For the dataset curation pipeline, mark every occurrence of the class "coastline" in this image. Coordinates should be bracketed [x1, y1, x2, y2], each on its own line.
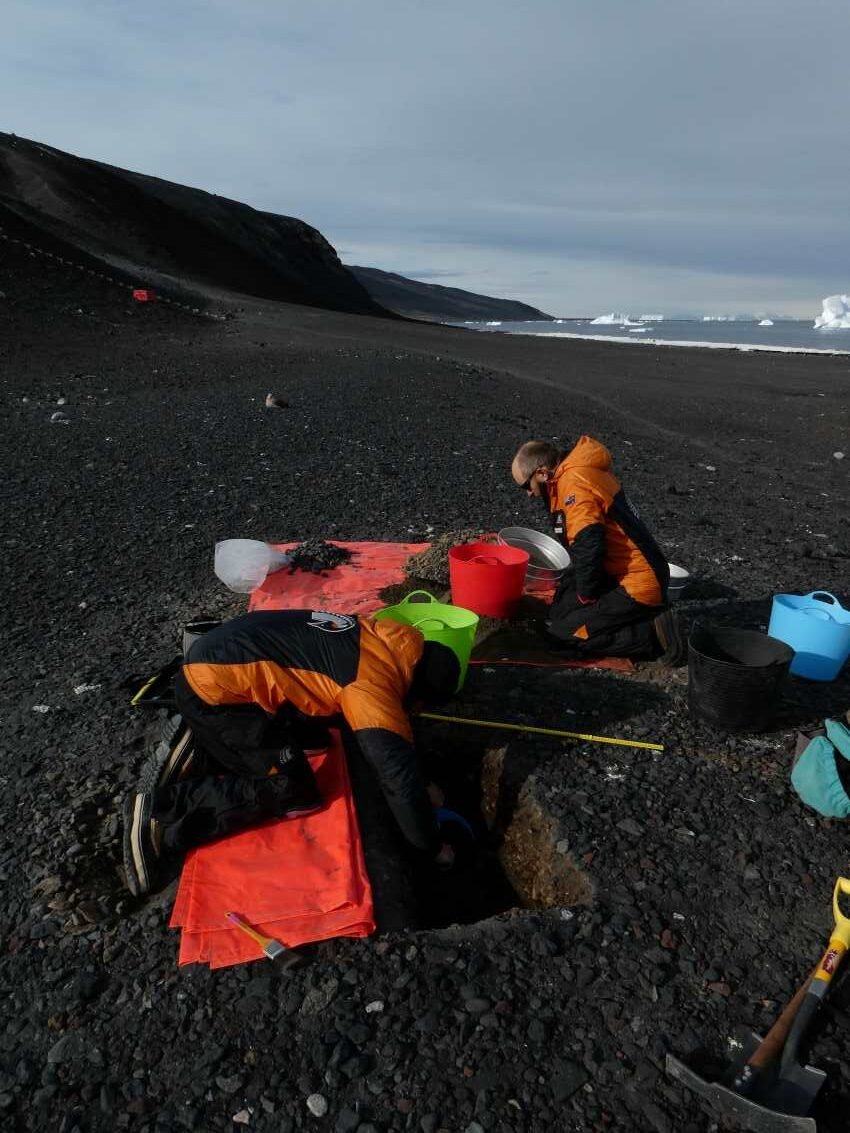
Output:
[522, 329, 850, 356]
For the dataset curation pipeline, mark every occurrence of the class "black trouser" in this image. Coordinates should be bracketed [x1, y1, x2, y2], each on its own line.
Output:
[149, 672, 323, 853]
[544, 577, 662, 658]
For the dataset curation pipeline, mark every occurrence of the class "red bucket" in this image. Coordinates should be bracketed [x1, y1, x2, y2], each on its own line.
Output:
[448, 542, 529, 618]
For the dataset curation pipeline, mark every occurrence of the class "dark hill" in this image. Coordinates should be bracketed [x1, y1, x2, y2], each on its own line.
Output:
[349, 264, 555, 322]
[0, 131, 386, 316]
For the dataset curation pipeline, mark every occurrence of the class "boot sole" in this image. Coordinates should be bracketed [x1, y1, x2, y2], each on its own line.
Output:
[139, 720, 196, 792]
[122, 792, 154, 897]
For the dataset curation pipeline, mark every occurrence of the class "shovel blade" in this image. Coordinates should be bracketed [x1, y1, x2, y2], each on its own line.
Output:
[666, 1055, 817, 1133]
[764, 1059, 827, 1119]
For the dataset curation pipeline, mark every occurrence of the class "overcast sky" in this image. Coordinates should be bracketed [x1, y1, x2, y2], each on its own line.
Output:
[4, 1, 848, 316]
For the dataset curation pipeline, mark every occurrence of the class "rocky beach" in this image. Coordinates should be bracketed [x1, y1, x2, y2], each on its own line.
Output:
[3, 204, 850, 1133]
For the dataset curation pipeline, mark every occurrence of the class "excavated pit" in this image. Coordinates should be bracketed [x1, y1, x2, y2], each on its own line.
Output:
[349, 722, 593, 932]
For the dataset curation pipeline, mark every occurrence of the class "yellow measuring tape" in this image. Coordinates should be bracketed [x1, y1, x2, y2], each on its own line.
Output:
[420, 711, 664, 752]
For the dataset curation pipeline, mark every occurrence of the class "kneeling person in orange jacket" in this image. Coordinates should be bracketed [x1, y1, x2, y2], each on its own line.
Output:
[511, 437, 684, 664]
[123, 609, 459, 896]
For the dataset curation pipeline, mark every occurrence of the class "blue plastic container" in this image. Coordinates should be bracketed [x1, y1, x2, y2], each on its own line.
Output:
[767, 591, 850, 681]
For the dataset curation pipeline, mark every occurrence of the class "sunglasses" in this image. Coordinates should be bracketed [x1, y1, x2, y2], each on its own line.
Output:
[518, 467, 542, 492]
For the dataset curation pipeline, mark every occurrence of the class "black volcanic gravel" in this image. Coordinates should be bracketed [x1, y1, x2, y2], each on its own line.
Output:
[287, 539, 353, 574]
[3, 226, 850, 1133]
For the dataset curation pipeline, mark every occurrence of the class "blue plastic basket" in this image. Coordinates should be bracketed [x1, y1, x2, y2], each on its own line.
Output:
[767, 591, 850, 681]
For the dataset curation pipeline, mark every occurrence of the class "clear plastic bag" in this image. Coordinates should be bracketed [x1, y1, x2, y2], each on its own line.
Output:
[213, 539, 290, 594]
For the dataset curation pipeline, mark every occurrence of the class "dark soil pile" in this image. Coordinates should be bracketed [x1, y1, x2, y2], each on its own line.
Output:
[286, 539, 354, 574]
[3, 222, 850, 1133]
[404, 530, 489, 587]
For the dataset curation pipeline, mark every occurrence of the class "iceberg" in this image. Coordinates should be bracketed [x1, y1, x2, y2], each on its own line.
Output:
[758, 319, 773, 326]
[590, 312, 636, 325]
[814, 294, 850, 329]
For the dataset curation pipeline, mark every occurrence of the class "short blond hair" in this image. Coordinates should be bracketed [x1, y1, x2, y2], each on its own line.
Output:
[513, 440, 560, 479]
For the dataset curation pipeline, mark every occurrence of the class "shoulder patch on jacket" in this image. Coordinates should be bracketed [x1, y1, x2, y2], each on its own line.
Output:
[308, 612, 356, 633]
[563, 494, 576, 507]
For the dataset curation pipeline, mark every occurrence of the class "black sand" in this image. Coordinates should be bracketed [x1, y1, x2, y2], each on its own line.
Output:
[3, 221, 850, 1133]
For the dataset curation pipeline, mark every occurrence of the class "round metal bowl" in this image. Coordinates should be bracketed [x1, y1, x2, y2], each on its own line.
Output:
[667, 562, 691, 602]
[497, 526, 571, 582]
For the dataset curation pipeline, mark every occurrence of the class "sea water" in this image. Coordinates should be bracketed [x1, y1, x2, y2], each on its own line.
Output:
[459, 318, 850, 355]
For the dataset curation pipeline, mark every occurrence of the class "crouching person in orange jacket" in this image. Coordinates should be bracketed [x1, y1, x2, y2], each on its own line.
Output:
[511, 437, 685, 665]
[123, 609, 459, 896]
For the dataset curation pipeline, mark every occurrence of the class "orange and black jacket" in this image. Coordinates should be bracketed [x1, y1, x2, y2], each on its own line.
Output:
[183, 609, 440, 853]
[546, 436, 669, 606]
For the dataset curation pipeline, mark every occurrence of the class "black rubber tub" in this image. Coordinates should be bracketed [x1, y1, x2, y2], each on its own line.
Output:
[687, 625, 794, 732]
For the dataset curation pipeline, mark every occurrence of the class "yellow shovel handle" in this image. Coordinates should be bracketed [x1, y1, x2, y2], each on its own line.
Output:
[811, 877, 850, 988]
[832, 876, 850, 949]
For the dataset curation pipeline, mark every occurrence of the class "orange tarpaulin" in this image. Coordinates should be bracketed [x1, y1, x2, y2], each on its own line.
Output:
[247, 539, 632, 672]
[248, 540, 429, 615]
[170, 732, 374, 968]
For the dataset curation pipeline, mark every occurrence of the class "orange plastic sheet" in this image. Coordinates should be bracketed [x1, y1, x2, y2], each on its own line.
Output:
[247, 539, 631, 671]
[170, 732, 374, 968]
[248, 540, 429, 615]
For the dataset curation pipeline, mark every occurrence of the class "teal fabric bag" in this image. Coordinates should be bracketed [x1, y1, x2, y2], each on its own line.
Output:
[825, 717, 850, 761]
[790, 733, 850, 819]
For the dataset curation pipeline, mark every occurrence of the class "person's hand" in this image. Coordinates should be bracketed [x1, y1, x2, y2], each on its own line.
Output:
[434, 842, 455, 870]
[426, 781, 445, 808]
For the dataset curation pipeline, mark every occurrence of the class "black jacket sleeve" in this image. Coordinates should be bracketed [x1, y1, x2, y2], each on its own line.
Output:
[568, 523, 608, 598]
[353, 727, 441, 854]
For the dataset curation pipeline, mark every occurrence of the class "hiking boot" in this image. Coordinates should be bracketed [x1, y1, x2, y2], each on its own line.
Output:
[139, 720, 197, 792]
[277, 748, 323, 816]
[122, 791, 163, 897]
[652, 609, 687, 667]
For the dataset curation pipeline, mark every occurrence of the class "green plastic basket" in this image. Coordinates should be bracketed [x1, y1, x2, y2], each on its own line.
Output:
[372, 590, 479, 692]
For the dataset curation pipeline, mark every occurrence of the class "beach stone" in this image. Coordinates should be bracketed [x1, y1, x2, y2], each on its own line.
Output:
[464, 998, 491, 1014]
[335, 1106, 360, 1133]
[617, 819, 644, 838]
[550, 1061, 587, 1103]
[47, 1034, 82, 1064]
[307, 1094, 328, 1118]
[301, 979, 339, 1016]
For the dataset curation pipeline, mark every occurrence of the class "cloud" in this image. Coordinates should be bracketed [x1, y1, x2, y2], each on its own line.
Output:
[3, 0, 848, 314]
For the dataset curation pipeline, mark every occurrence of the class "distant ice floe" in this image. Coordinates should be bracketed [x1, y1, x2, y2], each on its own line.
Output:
[702, 315, 737, 322]
[589, 313, 621, 324]
[590, 312, 642, 326]
[814, 294, 850, 329]
[758, 319, 773, 326]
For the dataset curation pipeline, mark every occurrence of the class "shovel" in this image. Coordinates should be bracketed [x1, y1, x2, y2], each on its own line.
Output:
[667, 876, 850, 1132]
